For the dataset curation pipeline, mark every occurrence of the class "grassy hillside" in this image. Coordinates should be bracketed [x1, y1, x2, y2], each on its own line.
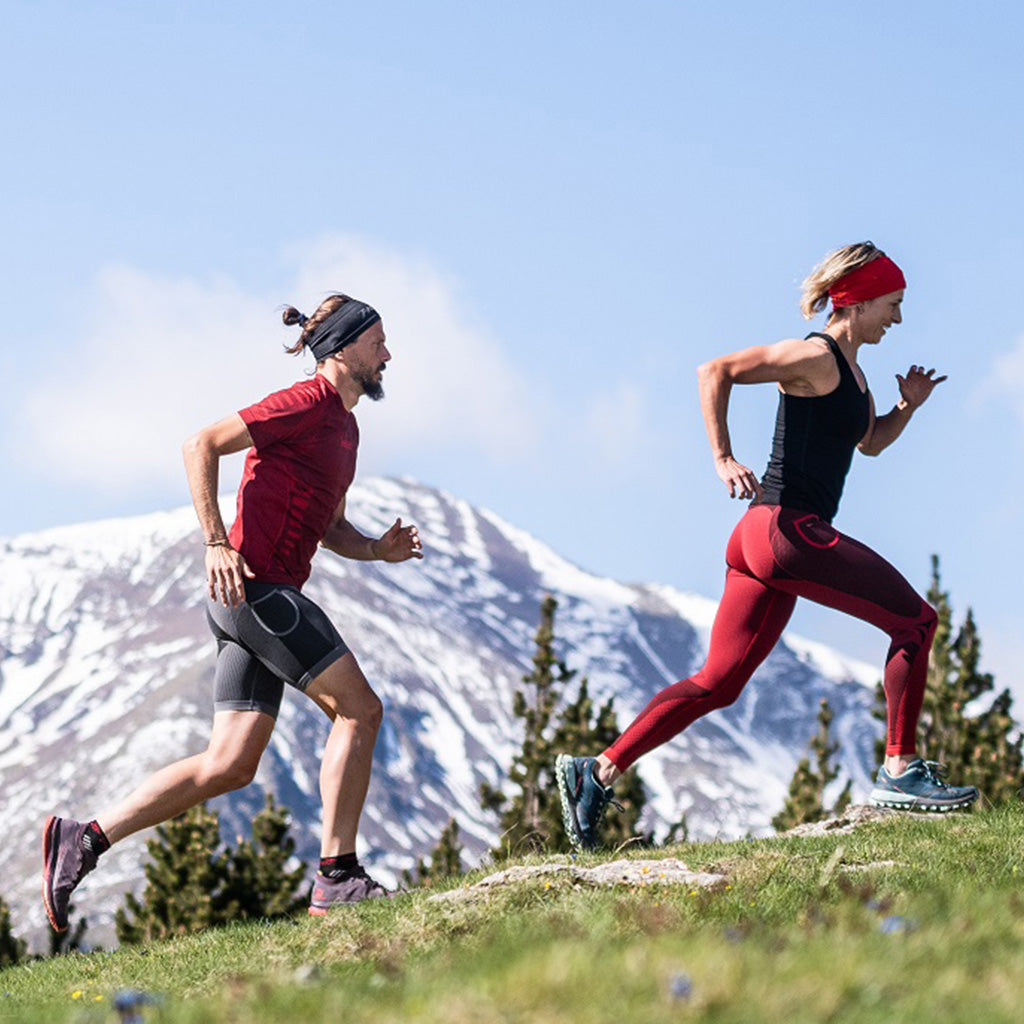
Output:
[4, 805, 1024, 1023]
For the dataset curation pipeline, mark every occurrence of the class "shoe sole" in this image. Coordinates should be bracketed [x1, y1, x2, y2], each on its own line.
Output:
[41, 815, 67, 933]
[869, 790, 978, 813]
[308, 895, 394, 915]
[554, 754, 589, 852]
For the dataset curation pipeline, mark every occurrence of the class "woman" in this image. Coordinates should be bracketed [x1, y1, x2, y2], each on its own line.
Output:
[43, 293, 423, 931]
[556, 242, 977, 850]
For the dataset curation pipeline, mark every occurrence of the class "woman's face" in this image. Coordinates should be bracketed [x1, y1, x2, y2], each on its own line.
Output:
[855, 289, 904, 345]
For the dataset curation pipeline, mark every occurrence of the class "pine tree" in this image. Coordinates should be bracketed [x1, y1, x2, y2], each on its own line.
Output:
[551, 675, 648, 848]
[0, 894, 26, 968]
[773, 698, 852, 831]
[224, 793, 307, 919]
[402, 817, 465, 888]
[872, 556, 1022, 802]
[49, 902, 89, 956]
[116, 797, 308, 944]
[482, 594, 648, 857]
[480, 594, 566, 855]
[116, 803, 231, 944]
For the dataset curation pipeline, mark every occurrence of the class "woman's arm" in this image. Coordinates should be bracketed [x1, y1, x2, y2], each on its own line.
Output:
[697, 337, 835, 499]
[858, 365, 947, 457]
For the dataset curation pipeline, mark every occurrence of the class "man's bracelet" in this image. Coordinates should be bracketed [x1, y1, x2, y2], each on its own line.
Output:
[204, 538, 231, 548]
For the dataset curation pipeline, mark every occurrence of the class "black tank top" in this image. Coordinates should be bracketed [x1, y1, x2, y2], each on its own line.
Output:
[753, 332, 870, 523]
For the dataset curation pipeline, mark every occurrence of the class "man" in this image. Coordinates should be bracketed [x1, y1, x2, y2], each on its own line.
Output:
[43, 293, 422, 930]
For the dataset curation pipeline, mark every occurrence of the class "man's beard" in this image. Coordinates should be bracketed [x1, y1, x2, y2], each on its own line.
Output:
[354, 364, 385, 401]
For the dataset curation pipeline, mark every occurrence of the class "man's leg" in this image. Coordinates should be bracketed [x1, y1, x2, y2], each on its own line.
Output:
[304, 652, 383, 858]
[303, 653, 390, 912]
[96, 710, 276, 843]
[43, 709, 274, 931]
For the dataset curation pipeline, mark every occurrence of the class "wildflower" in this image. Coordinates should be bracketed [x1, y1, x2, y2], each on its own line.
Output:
[668, 972, 693, 1002]
[879, 915, 916, 934]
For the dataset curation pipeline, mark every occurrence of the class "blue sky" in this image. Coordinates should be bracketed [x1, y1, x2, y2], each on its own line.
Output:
[2, 2, 1022, 695]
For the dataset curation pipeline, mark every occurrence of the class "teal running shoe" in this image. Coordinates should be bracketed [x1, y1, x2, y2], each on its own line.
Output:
[555, 754, 619, 851]
[869, 759, 978, 812]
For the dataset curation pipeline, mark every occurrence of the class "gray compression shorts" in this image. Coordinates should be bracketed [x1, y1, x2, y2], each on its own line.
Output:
[205, 580, 349, 718]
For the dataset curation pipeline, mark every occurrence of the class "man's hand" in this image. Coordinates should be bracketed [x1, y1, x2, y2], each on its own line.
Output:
[206, 543, 255, 606]
[371, 518, 423, 562]
[715, 455, 763, 500]
[896, 365, 947, 410]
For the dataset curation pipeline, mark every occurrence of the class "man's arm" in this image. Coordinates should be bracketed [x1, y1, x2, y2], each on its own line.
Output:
[182, 413, 254, 606]
[859, 365, 947, 457]
[320, 496, 423, 562]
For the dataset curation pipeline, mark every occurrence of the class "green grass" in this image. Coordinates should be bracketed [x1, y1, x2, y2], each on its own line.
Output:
[6, 805, 1024, 1023]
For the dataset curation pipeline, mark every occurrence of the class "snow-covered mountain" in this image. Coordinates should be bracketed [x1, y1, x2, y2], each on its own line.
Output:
[0, 478, 882, 949]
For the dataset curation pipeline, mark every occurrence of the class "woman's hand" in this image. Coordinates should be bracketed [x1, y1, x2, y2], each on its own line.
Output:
[715, 456, 763, 500]
[896, 365, 947, 410]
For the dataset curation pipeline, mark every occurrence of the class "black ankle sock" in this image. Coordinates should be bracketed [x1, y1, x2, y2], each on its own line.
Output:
[320, 852, 358, 879]
[81, 820, 111, 855]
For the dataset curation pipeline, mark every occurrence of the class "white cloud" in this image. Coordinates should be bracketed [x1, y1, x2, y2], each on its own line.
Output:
[576, 381, 662, 475]
[285, 235, 542, 463]
[976, 334, 1024, 433]
[9, 236, 543, 496]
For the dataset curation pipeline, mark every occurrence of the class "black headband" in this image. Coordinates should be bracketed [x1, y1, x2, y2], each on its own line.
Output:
[305, 300, 381, 361]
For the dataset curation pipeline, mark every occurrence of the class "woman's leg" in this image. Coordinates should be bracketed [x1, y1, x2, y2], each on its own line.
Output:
[600, 567, 796, 779]
[763, 509, 936, 767]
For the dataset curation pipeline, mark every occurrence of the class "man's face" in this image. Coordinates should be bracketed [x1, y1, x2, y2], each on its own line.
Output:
[343, 321, 391, 400]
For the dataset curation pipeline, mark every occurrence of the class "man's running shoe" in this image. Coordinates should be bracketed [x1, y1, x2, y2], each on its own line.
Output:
[42, 816, 98, 933]
[555, 754, 619, 851]
[308, 866, 391, 915]
[869, 759, 978, 812]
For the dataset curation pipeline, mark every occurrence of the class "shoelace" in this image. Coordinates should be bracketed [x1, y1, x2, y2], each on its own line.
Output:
[594, 789, 625, 829]
[349, 865, 388, 894]
[920, 760, 950, 787]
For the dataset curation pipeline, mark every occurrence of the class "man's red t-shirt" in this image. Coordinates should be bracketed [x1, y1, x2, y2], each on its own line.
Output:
[228, 374, 358, 588]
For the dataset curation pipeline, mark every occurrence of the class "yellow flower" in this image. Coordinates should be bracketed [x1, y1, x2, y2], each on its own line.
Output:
[71, 991, 83, 1000]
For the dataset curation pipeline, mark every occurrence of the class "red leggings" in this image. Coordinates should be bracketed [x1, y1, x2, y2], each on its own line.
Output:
[604, 505, 936, 771]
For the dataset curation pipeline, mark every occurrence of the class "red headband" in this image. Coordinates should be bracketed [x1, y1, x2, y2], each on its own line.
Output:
[828, 255, 906, 308]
